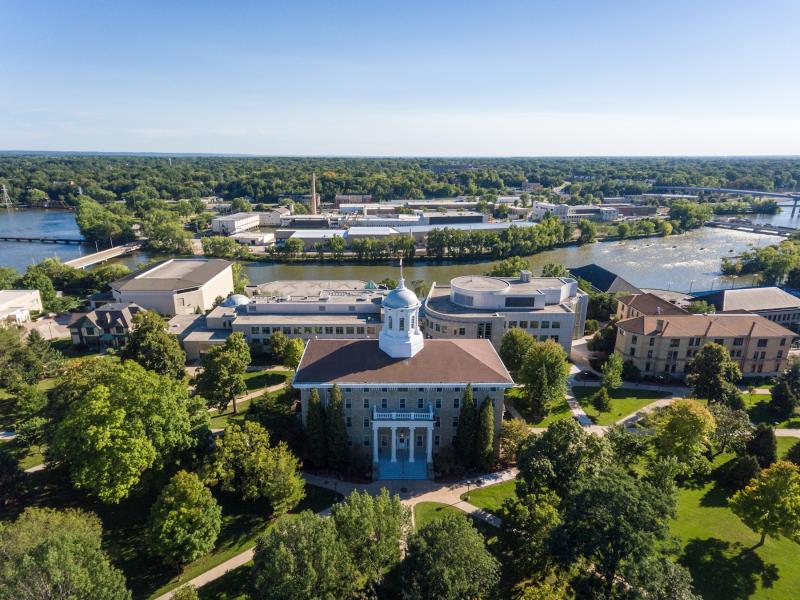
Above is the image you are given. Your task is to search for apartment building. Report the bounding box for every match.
[616,293,689,320]
[423,271,588,354]
[615,313,797,378]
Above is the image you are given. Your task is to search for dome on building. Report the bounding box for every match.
[382,279,419,309]
[222,294,250,307]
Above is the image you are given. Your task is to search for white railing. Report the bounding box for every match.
[372,406,434,421]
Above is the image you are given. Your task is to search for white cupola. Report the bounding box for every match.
[379,264,424,359]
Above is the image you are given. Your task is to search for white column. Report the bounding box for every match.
[409,427,415,463]
[390,426,397,463]
[426,426,433,463]
[373,425,379,463]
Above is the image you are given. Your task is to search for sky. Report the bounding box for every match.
[1,0,799,156]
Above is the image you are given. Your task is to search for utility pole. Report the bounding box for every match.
[311,172,317,215]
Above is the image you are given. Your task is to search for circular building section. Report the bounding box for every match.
[450,276,510,309]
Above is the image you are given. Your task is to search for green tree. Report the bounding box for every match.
[454,384,478,468]
[591,386,611,413]
[252,511,356,600]
[788,440,800,466]
[686,343,742,405]
[305,388,328,468]
[709,403,753,456]
[26,329,64,376]
[600,352,623,390]
[552,470,674,599]
[195,332,251,413]
[746,423,778,468]
[499,328,535,377]
[577,219,597,244]
[500,489,561,577]
[687,300,716,314]
[20,266,57,308]
[148,471,222,566]
[171,586,199,600]
[0,328,42,391]
[0,451,24,508]
[331,489,411,589]
[605,424,649,468]
[721,454,761,490]
[0,507,130,600]
[120,310,186,379]
[651,399,716,477]
[204,421,304,514]
[49,358,202,503]
[486,256,530,277]
[326,384,349,471]
[516,418,610,499]
[730,461,800,547]
[0,266,20,289]
[231,262,249,294]
[518,340,570,410]
[499,418,529,463]
[541,263,568,277]
[770,378,798,419]
[282,338,305,369]
[476,398,495,470]
[268,329,290,360]
[404,513,500,600]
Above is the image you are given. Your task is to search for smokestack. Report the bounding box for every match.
[311,172,317,215]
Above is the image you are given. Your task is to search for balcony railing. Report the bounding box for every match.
[372,405,434,421]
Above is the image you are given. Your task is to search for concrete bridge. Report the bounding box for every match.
[705,220,798,237]
[63,241,143,269]
[0,235,84,244]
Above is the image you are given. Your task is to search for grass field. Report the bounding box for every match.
[241,369,291,392]
[460,480,517,516]
[671,441,800,600]
[743,393,800,429]
[413,501,465,530]
[505,387,572,426]
[573,386,670,425]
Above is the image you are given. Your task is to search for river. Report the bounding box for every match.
[0,209,777,292]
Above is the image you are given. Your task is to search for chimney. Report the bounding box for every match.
[656,319,664,333]
[311,172,317,215]
[520,270,532,283]
[656,306,662,315]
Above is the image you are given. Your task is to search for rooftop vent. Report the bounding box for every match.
[520,270,532,283]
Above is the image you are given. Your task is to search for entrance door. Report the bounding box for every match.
[397,430,407,450]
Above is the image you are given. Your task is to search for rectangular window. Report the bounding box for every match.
[454,398,460,409]
[251,327,259,334]
[293,327,302,334]
[541,321,550,329]
[458,327,465,335]
[434,435,440,447]
[505,297,536,307]
[325,327,333,334]
[399,318,405,331]
[508,321,518,328]
[416,435,423,447]
[552,321,561,329]
[670,339,679,347]
[335,327,344,334]
[519,320,528,329]
[631,335,638,345]
[364,437,370,446]
[435,398,442,408]
[346,327,355,335]
[363,399,370,408]
[781,338,787,346]
[261,327,271,334]
[530,321,539,329]
[418,398,424,408]
[345,398,351,408]
[346,416,352,427]
[435,416,440,428]
[733,338,744,346]
[714,338,724,345]
[452,416,459,427]
[629,348,635,357]
[282,327,291,334]
[356,327,365,334]
[757,339,768,347]
[399,399,406,408]
[363,417,370,428]
[314,326,323,334]
[381,398,388,409]
[649,337,655,346]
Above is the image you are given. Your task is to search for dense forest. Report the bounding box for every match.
[1,154,799,206]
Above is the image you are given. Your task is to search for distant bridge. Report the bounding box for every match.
[705,220,798,237]
[0,235,84,245]
[63,241,143,269]
[654,185,800,201]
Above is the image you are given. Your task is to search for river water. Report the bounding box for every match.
[0,209,777,292]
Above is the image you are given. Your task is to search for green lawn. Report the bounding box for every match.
[776,435,798,458]
[743,393,800,429]
[505,387,572,427]
[241,369,291,392]
[413,501,464,530]
[573,386,670,425]
[197,563,252,600]
[460,480,517,516]
[671,446,800,600]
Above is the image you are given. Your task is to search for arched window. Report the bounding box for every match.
[399,317,405,331]
[410,315,416,330]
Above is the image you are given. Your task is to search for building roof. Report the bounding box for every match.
[346,227,400,236]
[617,293,689,316]
[569,264,642,294]
[294,339,513,386]
[693,287,800,313]
[383,279,419,309]
[112,259,232,293]
[616,314,796,338]
[0,289,40,306]
[69,302,142,330]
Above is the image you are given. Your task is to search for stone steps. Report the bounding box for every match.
[377,460,428,480]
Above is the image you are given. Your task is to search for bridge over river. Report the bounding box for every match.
[63,241,144,269]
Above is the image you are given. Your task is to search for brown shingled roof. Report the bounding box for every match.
[293,339,514,385]
[616,314,796,337]
[618,293,688,316]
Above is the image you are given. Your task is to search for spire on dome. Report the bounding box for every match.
[398,257,405,289]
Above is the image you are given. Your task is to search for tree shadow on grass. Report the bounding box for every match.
[681,538,779,600]
[699,481,731,508]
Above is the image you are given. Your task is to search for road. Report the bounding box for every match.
[63,241,143,269]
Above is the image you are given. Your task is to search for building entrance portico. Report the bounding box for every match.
[372,407,434,480]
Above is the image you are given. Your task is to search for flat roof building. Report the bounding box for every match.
[423,271,588,354]
[691,287,800,331]
[0,290,43,325]
[111,259,234,316]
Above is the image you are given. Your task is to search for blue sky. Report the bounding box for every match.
[2,0,799,155]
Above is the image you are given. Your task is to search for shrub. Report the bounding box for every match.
[720,455,761,490]
[591,387,611,413]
